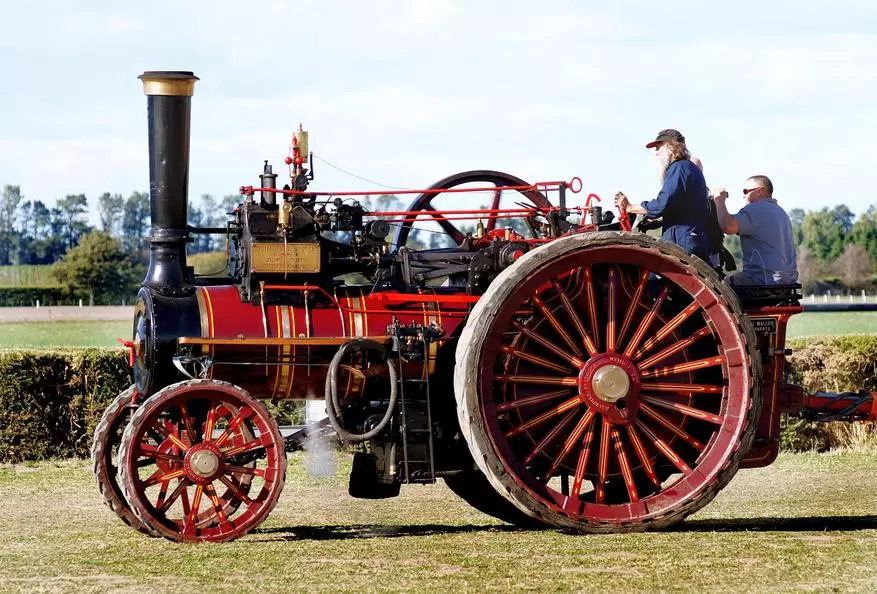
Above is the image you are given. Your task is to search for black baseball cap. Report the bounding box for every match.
[645,129,685,149]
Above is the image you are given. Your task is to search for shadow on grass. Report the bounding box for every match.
[256,515,877,540]
[678,515,877,532]
[254,523,530,540]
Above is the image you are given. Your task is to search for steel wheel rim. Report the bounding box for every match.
[478,245,751,523]
[121,381,284,542]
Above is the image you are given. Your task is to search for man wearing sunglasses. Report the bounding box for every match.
[614,129,712,260]
[711,176,798,286]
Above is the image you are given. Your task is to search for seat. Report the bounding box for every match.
[732,283,802,308]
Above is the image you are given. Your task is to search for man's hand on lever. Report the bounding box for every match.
[614,191,647,215]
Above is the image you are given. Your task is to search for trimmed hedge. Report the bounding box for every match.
[0,335,875,462]
[0,285,68,306]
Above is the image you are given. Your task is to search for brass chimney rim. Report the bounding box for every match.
[139,71,199,97]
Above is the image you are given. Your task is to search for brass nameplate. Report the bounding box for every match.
[250,242,321,273]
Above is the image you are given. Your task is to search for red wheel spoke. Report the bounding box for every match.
[606,268,617,352]
[496,374,578,387]
[222,437,267,457]
[544,409,595,481]
[160,478,190,513]
[138,443,183,462]
[219,474,254,505]
[582,266,600,350]
[226,464,266,478]
[639,382,722,394]
[633,302,701,360]
[641,396,724,425]
[636,327,712,369]
[639,355,724,379]
[634,420,692,474]
[523,410,577,465]
[640,403,705,450]
[178,402,199,445]
[595,418,611,504]
[511,320,585,368]
[533,293,584,358]
[214,409,250,448]
[570,415,598,499]
[425,205,466,244]
[618,269,649,347]
[486,188,502,231]
[626,425,661,487]
[155,480,170,509]
[143,467,186,488]
[149,421,188,452]
[623,287,668,357]
[185,485,204,530]
[551,279,598,357]
[501,345,572,374]
[505,395,584,438]
[611,427,639,504]
[496,389,571,412]
[203,408,218,443]
[204,483,227,522]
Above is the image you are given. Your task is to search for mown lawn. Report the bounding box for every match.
[1,453,876,592]
[787,312,877,339]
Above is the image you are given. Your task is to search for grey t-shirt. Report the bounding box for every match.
[731,198,798,285]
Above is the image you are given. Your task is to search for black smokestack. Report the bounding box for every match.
[138,70,199,297]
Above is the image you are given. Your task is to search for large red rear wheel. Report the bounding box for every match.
[119,379,286,543]
[455,232,761,532]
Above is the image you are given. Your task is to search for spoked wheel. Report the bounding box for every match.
[455,232,761,532]
[91,386,156,536]
[119,379,286,543]
[391,170,553,249]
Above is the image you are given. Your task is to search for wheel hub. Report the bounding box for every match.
[591,364,630,403]
[184,443,224,484]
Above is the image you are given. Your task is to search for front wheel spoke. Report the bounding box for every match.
[611,427,639,504]
[185,485,204,530]
[639,403,705,450]
[202,408,218,443]
[500,346,572,374]
[219,475,254,505]
[570,417,598,499]
[160,478,190,513]
[623,287,668,357]
[618,269,650,347]
[178,402,200,445]
[634,420,692,474]
[226,464,266,478]
[137,443,183,463]
[606,268,617,352]
[523,410,577,466]
[532,293,583,358]
[551,279,598,357]
[154,480,170,509]
[496,389,572,412]
[204,483,227,522]
[633,302,701,360]
[496,374,578,387]
[511,320,584,368]
[595,418,611,504]
[636,327,712,369]
[626,425,661,487]
[639,355,724,379]
[505,395,583,438]
[582,266,600,350]
[222,437,266,457]
[149,421,188,452]
[214,409,250,448]
[641,396,724,425]
[544,409,595,481]
[639,382,722,394]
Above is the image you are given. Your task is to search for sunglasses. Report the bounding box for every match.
[742,187,764,195]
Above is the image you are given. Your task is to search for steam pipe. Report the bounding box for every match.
[138,70,199,297]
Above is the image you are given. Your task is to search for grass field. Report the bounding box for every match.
[1,453,876,592]
[0,312,872,349]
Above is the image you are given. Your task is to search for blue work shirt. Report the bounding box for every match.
[729,198,798,285]
[640,159,710,259]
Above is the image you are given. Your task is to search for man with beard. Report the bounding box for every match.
[614,129,711,260]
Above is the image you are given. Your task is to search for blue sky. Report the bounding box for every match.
[1,0,875,225]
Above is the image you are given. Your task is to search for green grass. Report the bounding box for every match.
[0,321,131,348]
[787,312,877,339]
[0,453,876,592]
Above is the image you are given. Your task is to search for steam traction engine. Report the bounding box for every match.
[92,71,877,542]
